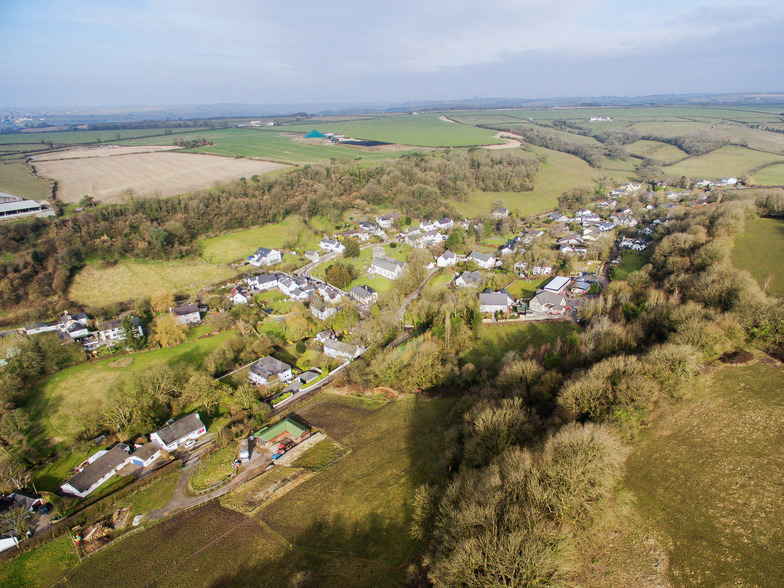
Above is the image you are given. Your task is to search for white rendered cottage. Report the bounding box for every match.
[150,413,207,452]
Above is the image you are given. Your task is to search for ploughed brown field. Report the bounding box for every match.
[33,150,288,203]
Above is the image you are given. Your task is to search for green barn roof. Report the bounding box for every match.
[303,129,327,139]
[256,418,309,442]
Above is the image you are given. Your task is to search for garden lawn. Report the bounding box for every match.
[464,321,580,365]
[260,393,456,584]
[506,277,550,299]
[69,259,237,307]
[613,251,649,282]
[624,360,784,586]
[731,217,784,297]
[29,329,237,445]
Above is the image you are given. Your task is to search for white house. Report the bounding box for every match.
[530,291,567,315]
[434,217,453,231]
[246,274,279,291]
[548,212,570,223]
[531,266,553,276]
[170,304,201,325]
[315,329,335,343]
[467,250,496,270]
[419,219,437,231]
[376,214,395,229]
[248,356,293,387]
[455,270,483,288]
[479,289,514,314]
[369,257,405,280]
[323,339,364,360]
[320,238,345,254]
[61,445,132,498]
[230,287,250,305]
[359,221,383,235]
[248,247,282,267]
[94,317,143,345]
[128,443,162,468]
[339,229,370,242]
[318,283,343,303]
[492,207,509,218]
[58,311,89,339]
[436,250,458,267]
[24,322,58,336]
[150,413,207,452]
[310,298,337,321]
[304,250,320,263]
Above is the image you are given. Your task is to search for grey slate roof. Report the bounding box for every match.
[153,413,205,446]
[64,445,131,494]
[479,292,512,307]
[468,250,493,263]
[171,304,199,316]
[350,285,377,301]
[130,443,161,462]
[370,257,404,274]
[250,356,291,380]
[533,291,567,309]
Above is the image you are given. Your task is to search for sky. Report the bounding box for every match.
[1,0,783,108]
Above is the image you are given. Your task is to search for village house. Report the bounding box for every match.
[467,250,496,269]
[256,418,311,447]
[434,217,454,231]
[248,247,282,267]
[230,287,250,304]
[369,257,405,280]
[319,238,345,254]
[419,219,437,231]
[315,329,335,343]
[246,273,279,291]
[61,445,132,498]
[24,322,58,336]
[310,298,337,321]
[338,228,370,242]
[350,284,378,306]
[582,227,601,241]
[170,304,201,325]
[304,250,320,263]
[436,250,458,267]
[531,265,553,276]
[58,311,89,339]
[128,443,162,468]
[318,283,344,303]
[93,317,144,346]
[359,221,383,235]
[150,413,207,452]
[376,214,395,229]
[248,356,293,387]
[479,289,514,314]
[455,270,483,288]
[492,206,509,219]
[323,338,364,360]
[529,291,567,314]
[548,212,570,223]
[523,229,544,244]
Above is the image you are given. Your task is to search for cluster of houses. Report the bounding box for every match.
[22,311,145,351]
[61,413,207,498]
[476,275,594,318]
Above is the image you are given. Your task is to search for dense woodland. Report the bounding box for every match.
[0,150,538,325]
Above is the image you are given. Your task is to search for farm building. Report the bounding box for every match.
[544,276,571,295]
[248,356,293,387]
[150,413,207,452]
[61,445,132,498]
[571,281,591,295]
[170,304,201,325]
[256,418,311,446]
[0,193,55,222]
[128,443,162,468]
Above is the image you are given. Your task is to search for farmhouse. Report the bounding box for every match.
[544,276,571,295]
[530,291,567,314]
[455,270,483,288]
[324,339,364,360]
[58,311,89,339]
[248,247,282,267]
[128,443,162,468]
[320,238,345,254]
[479,289,514,314]
[170,304,201,325]
[150,413,207,452]
[93,317,143,345]
[492,207,509,218]
[369,257,405,280]
[256,418,310,446]
[436,250,458,267]
[248,356,293,387]
[350,284,378,306]
[61,445,132,498]
[467,251,496,269]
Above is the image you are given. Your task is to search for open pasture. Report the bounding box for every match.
[664,145,784,180]
[731,217,784,297]
[750,162,784,185]
[625,359,784,586]
[68,259,237,307]
[34,151,288,203]
[284,112,504,147]
[625,139,689,163]
[0,160,53,200]
[0,128,203,145]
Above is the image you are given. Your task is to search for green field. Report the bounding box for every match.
[750,162,784,185]
[292,438,348,470]
[625,139,688,164]
[625,360,784,586]
[190,444,237,492]
[664,145,784,180]
[198,215,323,263]
[284,113,504,147]
[505,277,551,299]
[0,534,79,588]
[0,128,207,145]
[30,329,237,445]
[68,259,238,307]
[0,160,53,199]
[451,145,602,218]
[613,251,649,281]
[731,217,784,297]
[464,321,580,365]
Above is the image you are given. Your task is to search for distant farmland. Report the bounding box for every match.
[33,151,288,203]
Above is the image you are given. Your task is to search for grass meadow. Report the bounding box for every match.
[625,139,689,164]
[0,160,53,199]
[624,359,784,586]
[731,217,784,297]
[664,145,784,180]
[0,128,205,146]
[30,329,237,445]
[68,259,238,307]
[612,251,649,282]
[450,145,601,218]
[464,321,580,365]
[750,162,784,185]
[0,534,79,588]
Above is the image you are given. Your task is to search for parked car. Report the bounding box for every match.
[183,439,197,449]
